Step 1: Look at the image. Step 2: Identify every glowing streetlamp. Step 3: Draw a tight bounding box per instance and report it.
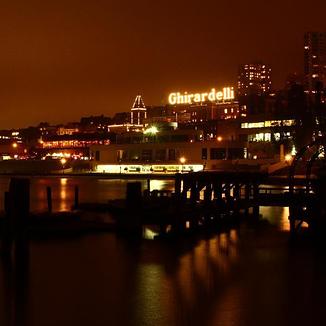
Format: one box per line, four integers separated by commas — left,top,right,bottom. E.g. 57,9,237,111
217,136,223,142
285,154,292,165
180,156,186,173
12,142,18,148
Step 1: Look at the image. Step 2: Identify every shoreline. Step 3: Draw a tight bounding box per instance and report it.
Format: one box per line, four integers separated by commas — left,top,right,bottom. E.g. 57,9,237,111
0,172,177,179
0,171,312,186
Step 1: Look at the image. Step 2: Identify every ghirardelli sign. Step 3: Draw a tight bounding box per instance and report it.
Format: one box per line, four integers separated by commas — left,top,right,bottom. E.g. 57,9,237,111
168,87,235,105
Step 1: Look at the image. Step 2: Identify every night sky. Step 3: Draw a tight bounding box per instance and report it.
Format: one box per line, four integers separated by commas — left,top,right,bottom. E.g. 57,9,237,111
0,0,325,129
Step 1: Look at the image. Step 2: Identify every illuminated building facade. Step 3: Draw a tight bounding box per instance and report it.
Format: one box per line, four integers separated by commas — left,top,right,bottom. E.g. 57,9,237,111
238,63,272,96
0,130,26,159
304,32,326,92
91,138,246,173
39,133,115,159
146,99,246,127
239,117,295,143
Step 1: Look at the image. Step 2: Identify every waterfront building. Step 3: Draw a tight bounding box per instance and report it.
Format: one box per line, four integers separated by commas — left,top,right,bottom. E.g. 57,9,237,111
304,32,326,92
91,138,246,173
90,119,292,174
39,132,115,159
238,63,272,96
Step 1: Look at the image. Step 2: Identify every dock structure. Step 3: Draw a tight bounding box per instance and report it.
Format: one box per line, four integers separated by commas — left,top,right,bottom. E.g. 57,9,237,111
287,137,326,234
171,163,325,235
175,170,266,215
2,136,326,239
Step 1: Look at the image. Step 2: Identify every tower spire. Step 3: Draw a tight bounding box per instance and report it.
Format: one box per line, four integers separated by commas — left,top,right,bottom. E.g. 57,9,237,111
131,95,147,126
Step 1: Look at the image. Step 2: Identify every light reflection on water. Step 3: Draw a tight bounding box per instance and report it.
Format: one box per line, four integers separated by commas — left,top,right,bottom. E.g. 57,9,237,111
0,177,324,326
0,176,175,213
59,178,68,211
260,206,290,231
0,176,291,231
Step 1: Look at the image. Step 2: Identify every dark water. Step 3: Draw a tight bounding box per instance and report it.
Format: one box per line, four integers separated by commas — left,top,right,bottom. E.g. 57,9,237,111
0,177,325,326
0,176,175,213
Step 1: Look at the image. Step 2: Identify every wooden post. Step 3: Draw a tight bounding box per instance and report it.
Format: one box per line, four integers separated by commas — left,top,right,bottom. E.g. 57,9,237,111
181,181,188,200
126,182,142,205
224,183,231,201
47,186,52,213
2,178,30,256
234,183,240,199
119,182,143,234
204,183,212,204
214,181,223,202
233,183,240,214
174,173,181,198
190,181,198,204
9,178,30,229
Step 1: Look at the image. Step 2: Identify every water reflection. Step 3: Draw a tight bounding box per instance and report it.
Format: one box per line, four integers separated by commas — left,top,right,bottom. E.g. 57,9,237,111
0,176,175,213
1,224,326,326
280,207,290,231
149,179,171,191
59,178,69,211
1,176,325,326
134,264,168,325
260,206,290,231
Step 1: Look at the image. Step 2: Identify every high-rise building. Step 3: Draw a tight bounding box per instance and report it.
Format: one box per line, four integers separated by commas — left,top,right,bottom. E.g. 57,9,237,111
238,63,272,96
304,32,326,92
130,95,147,126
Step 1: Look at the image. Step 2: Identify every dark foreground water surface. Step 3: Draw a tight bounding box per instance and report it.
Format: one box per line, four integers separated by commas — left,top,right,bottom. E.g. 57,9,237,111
0,176,325,326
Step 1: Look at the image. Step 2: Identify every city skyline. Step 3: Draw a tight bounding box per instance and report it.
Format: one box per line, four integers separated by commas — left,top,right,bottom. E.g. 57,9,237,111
0,0,325,129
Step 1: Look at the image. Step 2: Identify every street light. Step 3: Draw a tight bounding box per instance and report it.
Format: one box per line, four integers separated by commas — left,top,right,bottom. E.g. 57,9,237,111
285,154,292,165
180,156,186,173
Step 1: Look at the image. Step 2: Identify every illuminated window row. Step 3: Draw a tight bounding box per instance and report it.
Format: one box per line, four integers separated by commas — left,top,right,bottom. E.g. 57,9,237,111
241,120,295,129
43,140,110,148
